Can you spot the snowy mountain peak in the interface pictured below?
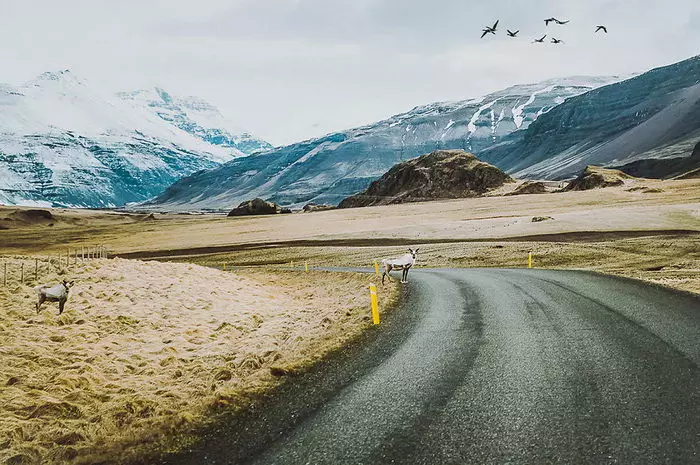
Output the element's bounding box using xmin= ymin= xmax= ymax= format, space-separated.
xmin=31 ymin=69 xmax=86 ymax=87
xmin=0 ymin=71 xmax=264 ymax=208
xmin=118 ymin=87 xmax=273 ymax=155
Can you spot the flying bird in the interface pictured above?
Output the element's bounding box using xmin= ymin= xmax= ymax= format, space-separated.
xmin=551 ymin=37 xmax=564 ymax=44
xmin=544 ymin=17 xmax=557 ymax=26
xmin=507 ymin=29 xmax=519 ymax=37
xmin=481 ymin=20 xmax=499 ymax=38
xmin=595 ymin=25 xmax=608 ymax=33
xmin=533 ymin=34 xmax=547 ymax=43
xmin=555 ymin=19 xmax=570 ymax=24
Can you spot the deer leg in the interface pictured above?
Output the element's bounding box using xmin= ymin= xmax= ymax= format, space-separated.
xmin=36 ymin=294 xmax=46 ymax=314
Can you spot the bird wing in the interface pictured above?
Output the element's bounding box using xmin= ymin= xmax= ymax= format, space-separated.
xmin=539 ymin=34 xmax=547 ymax=41
xmin=481 ymin=29 xmax=489 ymax=38
xmin=493 ymin=20 xmax=499 ymax=29
xmin=513 ymin=30 xmax=519 ymax=35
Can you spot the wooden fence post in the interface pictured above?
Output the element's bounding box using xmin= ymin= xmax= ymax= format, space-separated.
xmin=20 ymin=262 xmax=24 ymax=284
xmin=35 ymin=258 xmax=38 ymax=283
xmin=3 ymin=262 xmax=6 ymax=287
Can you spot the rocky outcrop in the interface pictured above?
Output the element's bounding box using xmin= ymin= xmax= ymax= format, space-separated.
xmin=228 ymin=198 xmax=282 ymax=216
xmin=563 ymin=166 xmax=632 ymax=192
xmin=505 ymin=181 xmax=547 ymax=196
xmin=338 ymin=150 xmax=512 ymax=208
xmin=302 ymin=203 xmax=335 ymax=213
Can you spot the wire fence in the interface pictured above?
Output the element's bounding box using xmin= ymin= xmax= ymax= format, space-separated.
xmin=1 ymin=244 xmax=109 ymax=287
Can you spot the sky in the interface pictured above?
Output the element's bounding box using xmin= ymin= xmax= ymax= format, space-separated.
xmin=0 ymin=0 xmax=699 ymax=146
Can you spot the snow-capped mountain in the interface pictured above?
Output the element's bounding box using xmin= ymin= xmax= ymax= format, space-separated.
xmin=118 ymin=88 xmax=272 ymax=155
xmin=150 ymin=76 xmax=618 ymax=209
xmin=0 ymin=70 xmax=264 ymax=207
xmin=479 ymin=56 xmax=700 ymax=180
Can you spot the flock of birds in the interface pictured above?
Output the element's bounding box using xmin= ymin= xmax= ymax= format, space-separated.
xmin=481 ymin=18 xmax=608 ymax=44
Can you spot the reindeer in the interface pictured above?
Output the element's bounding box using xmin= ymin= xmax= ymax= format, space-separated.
xmin=381 ymin=248 xmax=418 ymax=285
xmin=35 ymin=280 xmax=74 ymax=315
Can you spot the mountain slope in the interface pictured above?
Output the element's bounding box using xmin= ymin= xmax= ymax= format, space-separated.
xmin=150 ymin=77 xmax=615 ymax=209
xmin=480 ymin=56 xmax=700 ymax=180
xmin=118 ymin=88 xmax=272 ymax=155
xmin=0 ymin=71 xmax=251 ymax=207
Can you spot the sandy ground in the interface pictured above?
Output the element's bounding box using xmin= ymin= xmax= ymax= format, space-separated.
xmin=0 ymin=258 xmax=398 ymax=465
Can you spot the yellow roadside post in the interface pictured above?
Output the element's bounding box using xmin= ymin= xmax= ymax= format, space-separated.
xmin=374 ymin=262 xmax=380 ymax=277
xmin=223 ymin=263 xmax=227 ymax=271
xmin=369 ymin=283 xmax=380 ymax=325
xmin=528 ymin=252 xmax=533 ymax=269
xmin=305 ymin=262 xmax=309 ymax=272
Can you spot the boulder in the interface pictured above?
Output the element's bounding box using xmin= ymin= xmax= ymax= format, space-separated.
xmin=228 ymin=198 xmax=282 ymax=216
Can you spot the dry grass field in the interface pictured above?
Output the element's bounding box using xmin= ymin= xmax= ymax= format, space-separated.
xmin=0 ymin=258 xmax=398 ymax=465
xmin=1 ymin=178 xmax=698 ymax=257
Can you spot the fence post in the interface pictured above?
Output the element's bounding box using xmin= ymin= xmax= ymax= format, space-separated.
xmin=528 ymin=252 xmax=533 ymax=269
xmin=3 ymin=261 xmax=6 ymax=287
xmin=20 ymin=262 xmax=24 ymax=284
xmin=35 ymin=258 xmax=38 ymax=283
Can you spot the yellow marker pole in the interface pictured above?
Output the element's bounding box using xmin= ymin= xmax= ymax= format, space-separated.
xmin=374 ymin=262 xmax=380 ymax=277
xmin=369 ymin=283 xmax=380 ymax=325
xmin=528 ymin=252 xmax=533 ymax=269
xmin=223 ymin=263 xmax=227 ymax=271
xmin=305 ymin=262 xmax=309 ymax=272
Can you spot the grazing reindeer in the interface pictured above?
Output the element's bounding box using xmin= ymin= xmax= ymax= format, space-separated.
xmin=382 ymin=248 xmax=419 ymax=285
xmin=35 ymin=280 xmax=74 ymax=315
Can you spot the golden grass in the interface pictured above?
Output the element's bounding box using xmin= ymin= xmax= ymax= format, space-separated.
xmin=0 ymin=258 xmax=398 ymax=464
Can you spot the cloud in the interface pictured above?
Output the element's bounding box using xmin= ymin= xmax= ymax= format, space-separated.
xmin=0 ymin=0 xmax=699 ymax=144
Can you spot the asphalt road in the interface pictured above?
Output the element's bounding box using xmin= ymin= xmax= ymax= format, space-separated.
xmin=168 ymin=269 xmax=700 ymax=465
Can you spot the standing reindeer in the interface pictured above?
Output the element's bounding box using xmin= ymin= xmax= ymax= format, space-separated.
xmin=35 ymin=280 xmax=74 ymax=315
xmin=381 ymin=248 xmax=419 ymax=284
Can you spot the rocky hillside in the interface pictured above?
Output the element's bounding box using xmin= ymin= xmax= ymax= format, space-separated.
xmin=0 ymin=71 xmax=266 ymax=208
xmin=149 ymin=77 xmax=613 ymax=210
xmin=481 ymin=55 xmax=700 ymax=180
xmin=563 ymin=166 xmax=633 ymax=191
xmin=338 ymin=150 xmax=512 ymax=208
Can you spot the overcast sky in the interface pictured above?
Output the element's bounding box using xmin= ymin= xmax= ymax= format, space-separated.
xmin=1 ymin=0 xmax=699 ymax=145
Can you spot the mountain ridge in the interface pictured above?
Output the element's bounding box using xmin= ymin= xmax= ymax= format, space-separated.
xmin=149 ymin=75 xmax=616 ymax=210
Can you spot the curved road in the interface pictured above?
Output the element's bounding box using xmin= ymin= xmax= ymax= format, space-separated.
xmin=169 ymin=269 xmax=700 ymax=464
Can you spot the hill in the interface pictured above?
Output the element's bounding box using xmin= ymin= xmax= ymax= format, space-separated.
xmin=338 ymin=150 xmax=511 ymax=208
